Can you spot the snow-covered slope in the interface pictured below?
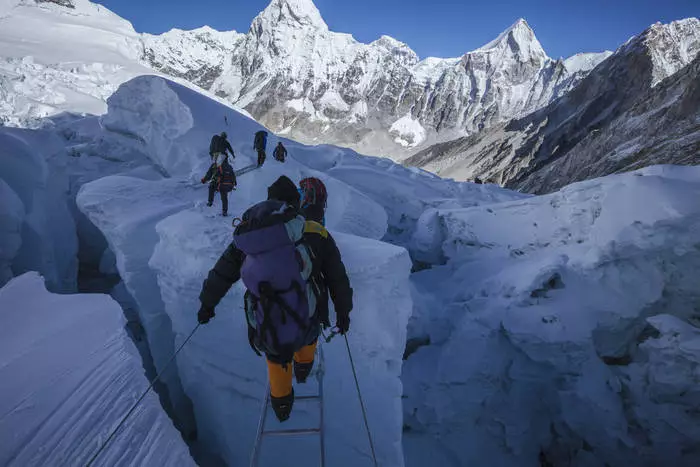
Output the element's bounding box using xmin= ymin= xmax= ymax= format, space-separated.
xmin=564 ymin=51 xmax=614 ymax=73
xmin=0 ymin=272 xmax=194 ymax=466
xmin=407 ymin=18 xmax=700 ymax=192
xmin=403 ymin=165 xmax=700 ymax=466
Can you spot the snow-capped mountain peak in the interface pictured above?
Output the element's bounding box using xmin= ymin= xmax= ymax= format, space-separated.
xmin=252 ymin=0 xmax=328 ymax=32
xmin=475 ymin=18 xmax=547 ymax=60
xmin=641 ymin=17 xmax=700 ymax=86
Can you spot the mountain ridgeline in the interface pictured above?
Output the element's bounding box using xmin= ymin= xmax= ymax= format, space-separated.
xmin=406 ymin=18 xmax=700 ymax=193
xmin=142 ymin=0 xmax=611 ymax=160
xmin=6 ymin=0 xmax=700 ymax=194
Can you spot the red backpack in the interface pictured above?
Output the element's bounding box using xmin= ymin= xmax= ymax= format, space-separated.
xmin=299 ymin=177 xmax=327 ymax=209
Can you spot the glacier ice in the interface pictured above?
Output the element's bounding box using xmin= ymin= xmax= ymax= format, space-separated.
xmin=77 ymin=175 xmax=197 ymax=434
xmin=0 ymin=178 xmax=24 ymax=287
xmin=0 ymin=128 xmax=77 ymax=292
xmin=403 ymin=165 xmax=700 ymax=466
xmin=0 ymin=272 xmax=194 ymax=467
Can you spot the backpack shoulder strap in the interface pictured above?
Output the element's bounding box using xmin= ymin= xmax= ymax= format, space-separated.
xmin=304 ymin=220 xmax=328 ymax=239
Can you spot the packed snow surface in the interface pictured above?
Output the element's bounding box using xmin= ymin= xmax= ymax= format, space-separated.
xmin=0 ymin=272 xmax=194 ymax=466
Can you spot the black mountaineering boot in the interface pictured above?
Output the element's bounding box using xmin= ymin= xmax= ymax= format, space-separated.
xmin=294 ymin=361 xmax=314 ymax=384
xmin=271 ymin=389 xmax=294 ymax=422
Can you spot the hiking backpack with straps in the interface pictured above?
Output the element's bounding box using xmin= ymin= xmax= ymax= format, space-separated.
xmin=299 ymin=178 xmax=327 ymax=209
xmin=219 ymin=159 xmax=236 ymax=192
xmin=233 ymin=200 xmax=317 ymax=363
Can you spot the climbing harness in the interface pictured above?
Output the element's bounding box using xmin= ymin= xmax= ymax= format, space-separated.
xmin=250 ymin=344 xmax=328 ymax=467
xmin=85 ymin=323 xmax=201 ymax=467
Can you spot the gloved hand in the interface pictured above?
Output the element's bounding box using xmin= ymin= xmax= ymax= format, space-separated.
xmin=201 ymin=178 xmax=207 ymax=184
xmin=336 ymin=313 xmax=350 ymax=335
xmin=198 ymin=306 xmax=215 ymax=324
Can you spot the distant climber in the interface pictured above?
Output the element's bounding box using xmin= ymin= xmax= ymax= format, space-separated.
xmin=197 ymin=175 xmax=352 ymax=422
xmin=210 ymin=132 xmax=235 ymax=164
xmin=298 ymin=177 xmax=327 ymax=225
xmin=254 ymin=130 xmax=268 ymax=167
xmin=201 ymin=155 xmax=236 ymax=216
xmin=273 ymin=142 xmax=287 ymax=162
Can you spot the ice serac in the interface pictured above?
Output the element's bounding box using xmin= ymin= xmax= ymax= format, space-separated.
xmin=403 ymin=166 xmax=700 ymax=466
xmin=0 ymin=178 xmax=24 ymax=286
xmin=102 ymin=76 xmax=195 ymax=176
xmin=0 ymin=272 xmax=194 ymax=466
xmin=77 ymin=175 xmax=196 ymax=433
xmin=0 ymin=128 xmax=77 ymax=292
xmin=150 ymin=207 xmax=411 ymax=467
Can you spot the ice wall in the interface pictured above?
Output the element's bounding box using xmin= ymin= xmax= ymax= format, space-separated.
xmin=0 ymin=128 xmax=77 ymax=292
xmin=0 ymin=272 xmax=194 ymax=467
xmin=76 ymin=175 xmax=196 ymax=433
xmin=0 ymin=178 xmax=24 ymax=287
xmin=403 ymin=165 xmax=700 ymax=466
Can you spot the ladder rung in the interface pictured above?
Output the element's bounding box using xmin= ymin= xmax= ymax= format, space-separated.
xmin=263 ymin=428 xmax=321 ymax=437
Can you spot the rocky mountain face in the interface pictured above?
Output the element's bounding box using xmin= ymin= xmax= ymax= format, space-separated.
xmin=407 ymin=18 xmax=700 ymax=193
xmin=142 ymin=0 xmax=609 ymax=158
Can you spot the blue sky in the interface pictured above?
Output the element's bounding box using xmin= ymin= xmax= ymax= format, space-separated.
xmin=94 ymin=0 xmax=698 ymax=59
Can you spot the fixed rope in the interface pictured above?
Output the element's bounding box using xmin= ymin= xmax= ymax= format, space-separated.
xmin=344 ymin=335 xmax=379 ymax=467
xmin=86 ymin=323 xmax=201 ymax=467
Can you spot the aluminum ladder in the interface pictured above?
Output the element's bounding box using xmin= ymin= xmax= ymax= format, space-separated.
xmin=249 ymin=345 xmax=327 ymax=467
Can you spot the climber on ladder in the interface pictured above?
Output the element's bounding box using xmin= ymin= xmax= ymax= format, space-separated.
xmin=197 ymin=175 xmax=353 ymax=422
xmin=86 ymin=177 xmax=376 ymax=467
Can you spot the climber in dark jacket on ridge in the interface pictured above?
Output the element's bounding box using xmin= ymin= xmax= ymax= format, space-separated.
xmin=197 ymin=175 xmax=353 ymax=421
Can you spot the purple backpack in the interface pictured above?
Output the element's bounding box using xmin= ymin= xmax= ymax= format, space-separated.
xmin=233 ymin=200 xmax=316 ymax=362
